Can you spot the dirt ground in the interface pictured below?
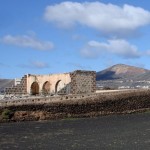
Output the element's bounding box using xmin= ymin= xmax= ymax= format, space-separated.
xmin=0 ymin=112 xmax=150 ymax=150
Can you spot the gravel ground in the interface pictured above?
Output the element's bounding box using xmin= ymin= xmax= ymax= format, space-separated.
xmin=0 ymin=112 xmax=150 ymax=150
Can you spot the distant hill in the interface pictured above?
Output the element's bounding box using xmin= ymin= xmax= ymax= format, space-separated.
xmin=134 ymin=71 xmax=150 ymax=81
xmin=96 ymin=64 xmax=149 ymax=81
xmin=0 ymin=79 xmax=14 ymax=93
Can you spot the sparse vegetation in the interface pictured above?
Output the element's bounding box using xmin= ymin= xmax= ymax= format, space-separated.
xmin=103 ymin=86 xmax=114 ymax=90
xmin=1 ymin=109 xmax=14 ymax=120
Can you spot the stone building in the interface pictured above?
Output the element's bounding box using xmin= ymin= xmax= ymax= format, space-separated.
xmin=5 ymin=70 xmax=96 ymax=95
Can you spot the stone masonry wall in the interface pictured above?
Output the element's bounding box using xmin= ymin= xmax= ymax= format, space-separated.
xmin=27 ymin=73 xmax=71 ymax=95
xmin=5 ymin=75 xmax=27 ymax=95
xmin=70 ymin=70 xmax=96 ymax=94
xmin=5 ymin=70 xmax=96 ymax=95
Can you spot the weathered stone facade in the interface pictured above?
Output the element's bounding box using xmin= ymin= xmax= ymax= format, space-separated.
xmin=5 ymin=70 xmax=96 ymax=95
xmin=70 ymin=70 xmax=96 ymax=94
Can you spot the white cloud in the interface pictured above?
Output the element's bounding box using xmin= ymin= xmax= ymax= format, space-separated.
xmin=44 ymin=2 xmax=150 ymax=36
xmin=19 ymin=61 xmax=50 ymax=69
xmin=1 ymin=34 xmax=54 ymax=50
xmin=81 ymin=39 xmax=141 ymax=59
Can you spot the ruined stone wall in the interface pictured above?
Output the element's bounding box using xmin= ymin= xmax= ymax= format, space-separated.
xmin=0 ymin=93 xmax=98 ymax=107
xmin=5 ymin=70 xmax=96 ymax=95
xmin=27 ymin=73 xmax=71 ymax=95
xmin=70 ymin=70 xmax=96 ymax=94
xmin=5 ymin=75 xmax=27 ymax=95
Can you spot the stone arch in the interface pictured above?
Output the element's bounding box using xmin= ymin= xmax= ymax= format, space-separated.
xmin=55 ymin=80 xmax=61 ymax=93
xmin=55 ymin=80 xmax=65 ymax=94
xmin=42 ymin=81 xmax=50 ymax=95
xmin=31 ymin=82 xmax=39 ymax=95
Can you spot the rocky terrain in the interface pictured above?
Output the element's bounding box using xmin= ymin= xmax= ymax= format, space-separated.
xmin=134 ymin=71 xmax=150 ymax=81
xmin=0 ymin=89 xmax=150 ymax=122
xmin=96 ymin=64 xmax=149 ymax=80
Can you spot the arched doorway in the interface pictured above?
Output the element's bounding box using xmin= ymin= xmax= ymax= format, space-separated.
xmin=55 ymin=80 xmax=65 ymax=94
xmin=31 ymin=82 xmax=39 ymax=95
xmin=42 ymin=81 xmax=50 ymax=95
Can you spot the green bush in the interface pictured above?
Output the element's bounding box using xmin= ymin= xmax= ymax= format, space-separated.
xmin=1 ymin=109 xmax=14 ymax=120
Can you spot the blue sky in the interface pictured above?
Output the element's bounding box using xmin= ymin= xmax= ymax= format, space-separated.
xmin=1 ymin=0 xmax=150 ymax=79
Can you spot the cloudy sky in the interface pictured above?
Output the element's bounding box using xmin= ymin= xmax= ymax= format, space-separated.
xmin=1 ymin=0 xmax=150 ymax=78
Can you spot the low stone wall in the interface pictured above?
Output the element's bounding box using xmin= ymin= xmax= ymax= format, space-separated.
xmin=0 ymin=90 xmax=138 ymax=107
xmin=1 ymin=90 xmax=150 ymax=122
xmin=0 ymin=93 xmax=98 ymax=107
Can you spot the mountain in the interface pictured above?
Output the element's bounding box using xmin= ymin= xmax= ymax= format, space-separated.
xmin=0 ymin=79 xmax=14 ymax=93
xmin=96 ymin=64 xmax=149 ymax=81
xmin=134 ymin=71 xmax=150 ymax=81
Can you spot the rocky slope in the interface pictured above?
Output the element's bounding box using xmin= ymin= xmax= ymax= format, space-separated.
xmin=134 ymin=71 xmax=150 ymax=81
xmin=96 ymin=64 xmax=149 ymax=80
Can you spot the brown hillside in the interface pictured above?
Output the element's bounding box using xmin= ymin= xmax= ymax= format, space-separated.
xmin=96 ymin=64 xmax=149 ymax=80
